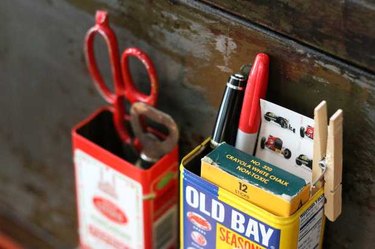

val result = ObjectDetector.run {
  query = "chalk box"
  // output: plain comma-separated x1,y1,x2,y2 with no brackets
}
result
201,143,310,217
180,138,325,249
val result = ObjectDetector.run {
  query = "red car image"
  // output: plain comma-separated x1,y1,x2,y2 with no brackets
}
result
260,135,292,159
300,125,314,139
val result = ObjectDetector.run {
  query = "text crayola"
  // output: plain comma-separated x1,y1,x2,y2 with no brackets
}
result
226,154,289,187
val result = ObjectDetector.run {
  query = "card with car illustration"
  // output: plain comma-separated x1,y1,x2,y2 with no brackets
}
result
255,99,314,183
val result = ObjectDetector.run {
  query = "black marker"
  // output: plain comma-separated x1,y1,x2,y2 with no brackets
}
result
211,73,246,147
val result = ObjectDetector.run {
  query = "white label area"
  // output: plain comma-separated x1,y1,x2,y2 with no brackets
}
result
256,99,314,183
298,195,325,249
75,150,144,249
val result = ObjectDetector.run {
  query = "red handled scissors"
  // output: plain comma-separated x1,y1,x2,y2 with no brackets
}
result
84,10,158,145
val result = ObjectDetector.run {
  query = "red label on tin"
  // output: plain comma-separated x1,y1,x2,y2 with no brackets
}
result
191,231,207,246
187,211,212,231
93,196,128,224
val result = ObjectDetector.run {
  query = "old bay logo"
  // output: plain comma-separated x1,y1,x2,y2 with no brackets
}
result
93,196,128,225
185,185,279,248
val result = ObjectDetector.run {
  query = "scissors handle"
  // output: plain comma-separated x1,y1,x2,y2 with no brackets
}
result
121,48,158,106
84,10,123,103
85,10,159,147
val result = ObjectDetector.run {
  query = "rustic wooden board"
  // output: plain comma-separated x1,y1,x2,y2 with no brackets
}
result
199,0,375,72
0,0,374,248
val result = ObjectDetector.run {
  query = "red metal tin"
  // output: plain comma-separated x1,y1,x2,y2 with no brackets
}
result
72,107,178,249
0,233,23,249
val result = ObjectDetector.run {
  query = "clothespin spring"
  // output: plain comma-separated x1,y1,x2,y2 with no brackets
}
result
311,158,327,193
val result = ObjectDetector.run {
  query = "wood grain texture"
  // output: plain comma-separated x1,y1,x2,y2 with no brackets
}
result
325,109,343,222
312,101,327,192
199,0,375,72
0,0,374,248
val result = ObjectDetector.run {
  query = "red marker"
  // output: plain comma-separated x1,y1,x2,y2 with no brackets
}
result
235,53,269,155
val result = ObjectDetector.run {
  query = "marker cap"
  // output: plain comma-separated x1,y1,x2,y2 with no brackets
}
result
238,53,269,133
227,73,246,89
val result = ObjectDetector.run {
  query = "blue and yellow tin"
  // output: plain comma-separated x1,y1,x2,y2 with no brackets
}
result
180,138,325,249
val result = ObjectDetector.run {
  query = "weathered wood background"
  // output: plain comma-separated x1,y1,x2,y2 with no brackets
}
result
0,0,374,248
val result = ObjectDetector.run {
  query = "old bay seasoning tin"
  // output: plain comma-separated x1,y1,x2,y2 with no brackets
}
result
180,138,325,249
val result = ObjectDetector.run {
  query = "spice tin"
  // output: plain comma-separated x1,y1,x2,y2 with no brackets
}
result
180,138,325,249
72,107,178,249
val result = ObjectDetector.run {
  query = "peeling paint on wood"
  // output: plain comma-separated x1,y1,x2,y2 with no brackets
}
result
199,0,375,72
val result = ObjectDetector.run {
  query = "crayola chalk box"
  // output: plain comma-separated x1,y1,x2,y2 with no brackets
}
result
180,138,325,249
201,143,310,217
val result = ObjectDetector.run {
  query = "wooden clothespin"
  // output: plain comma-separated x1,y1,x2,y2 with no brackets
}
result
311,101,343,222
